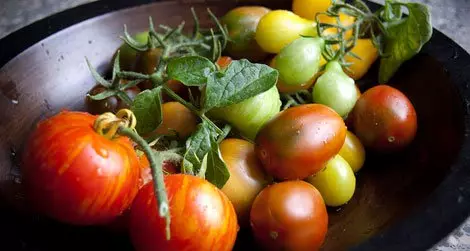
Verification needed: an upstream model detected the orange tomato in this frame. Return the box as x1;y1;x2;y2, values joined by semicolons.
220;138;271;227
154;102;198;139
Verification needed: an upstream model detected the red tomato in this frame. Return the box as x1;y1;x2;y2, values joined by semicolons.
21;111;140;225
129;174;238;251
351;85;417;151
106;155;180;233
255;104;346;180
216;56;233;69
250;180;328;251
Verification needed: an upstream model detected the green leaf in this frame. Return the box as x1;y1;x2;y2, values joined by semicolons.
199;138;230;189
182;122;218;175
167;56;216;86
203;59;278;111
378;3;432;83
131;88;163;135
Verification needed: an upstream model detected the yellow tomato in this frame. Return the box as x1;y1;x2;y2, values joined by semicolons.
307;154;356;207
344;39;379;80
255;10;317;54
320;13;356;39
338;130;366;172
293;0;331;21
154;102;198;139
220;138;272;227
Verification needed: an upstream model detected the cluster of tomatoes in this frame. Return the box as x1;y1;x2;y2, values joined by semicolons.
20;0;419;250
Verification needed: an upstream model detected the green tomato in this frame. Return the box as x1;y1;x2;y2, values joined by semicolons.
313;61;358;117
114;31;149;71
209;86;281;141
221;6;270;62
274;37;324;89
307;154;356;207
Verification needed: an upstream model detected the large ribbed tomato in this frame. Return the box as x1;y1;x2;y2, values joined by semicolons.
21;111;140;225
255;104;346;180
129;174;238;251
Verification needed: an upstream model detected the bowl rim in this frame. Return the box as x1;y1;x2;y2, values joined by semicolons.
1;0;470;250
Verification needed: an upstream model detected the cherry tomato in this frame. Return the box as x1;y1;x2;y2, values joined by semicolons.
338;130;366;172
113;31;148;71
250;180;328;251
129;174;238;251
273;37;324;92
221;6;270;62
86;84;140;115
352;85;417;152
270;56;326;94
312;60;358;117
256;10;317;54
345;39;379;80
292;0;331;21
219;138;271;227
22;111;140;225
209;86;281;141
135;48;163;89
154;102;198;139
216;56;233;70
307;154;356;207
255;104;346;180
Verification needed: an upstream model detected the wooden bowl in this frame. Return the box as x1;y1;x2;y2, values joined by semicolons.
1;0;470;250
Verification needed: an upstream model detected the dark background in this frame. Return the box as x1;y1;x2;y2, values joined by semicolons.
0;0;469;250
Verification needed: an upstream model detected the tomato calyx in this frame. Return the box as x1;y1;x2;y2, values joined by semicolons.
86;51;144;109
93;109;171;240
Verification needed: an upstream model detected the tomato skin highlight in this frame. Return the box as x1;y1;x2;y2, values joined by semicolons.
129;174;238;251
255;104;347;180
250;180;328;251
219;138;272;227
352;85;418;152
22;111;140;225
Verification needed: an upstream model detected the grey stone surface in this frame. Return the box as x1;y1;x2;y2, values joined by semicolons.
0;0;470;250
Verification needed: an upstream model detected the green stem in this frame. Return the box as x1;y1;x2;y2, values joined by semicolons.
118;71;150;80
118;126;171;240
162;85;223;135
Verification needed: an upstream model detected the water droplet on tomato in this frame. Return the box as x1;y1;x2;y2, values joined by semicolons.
269;231;278;240
97;168;104;176
96;148;108;158
388;136;395;143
